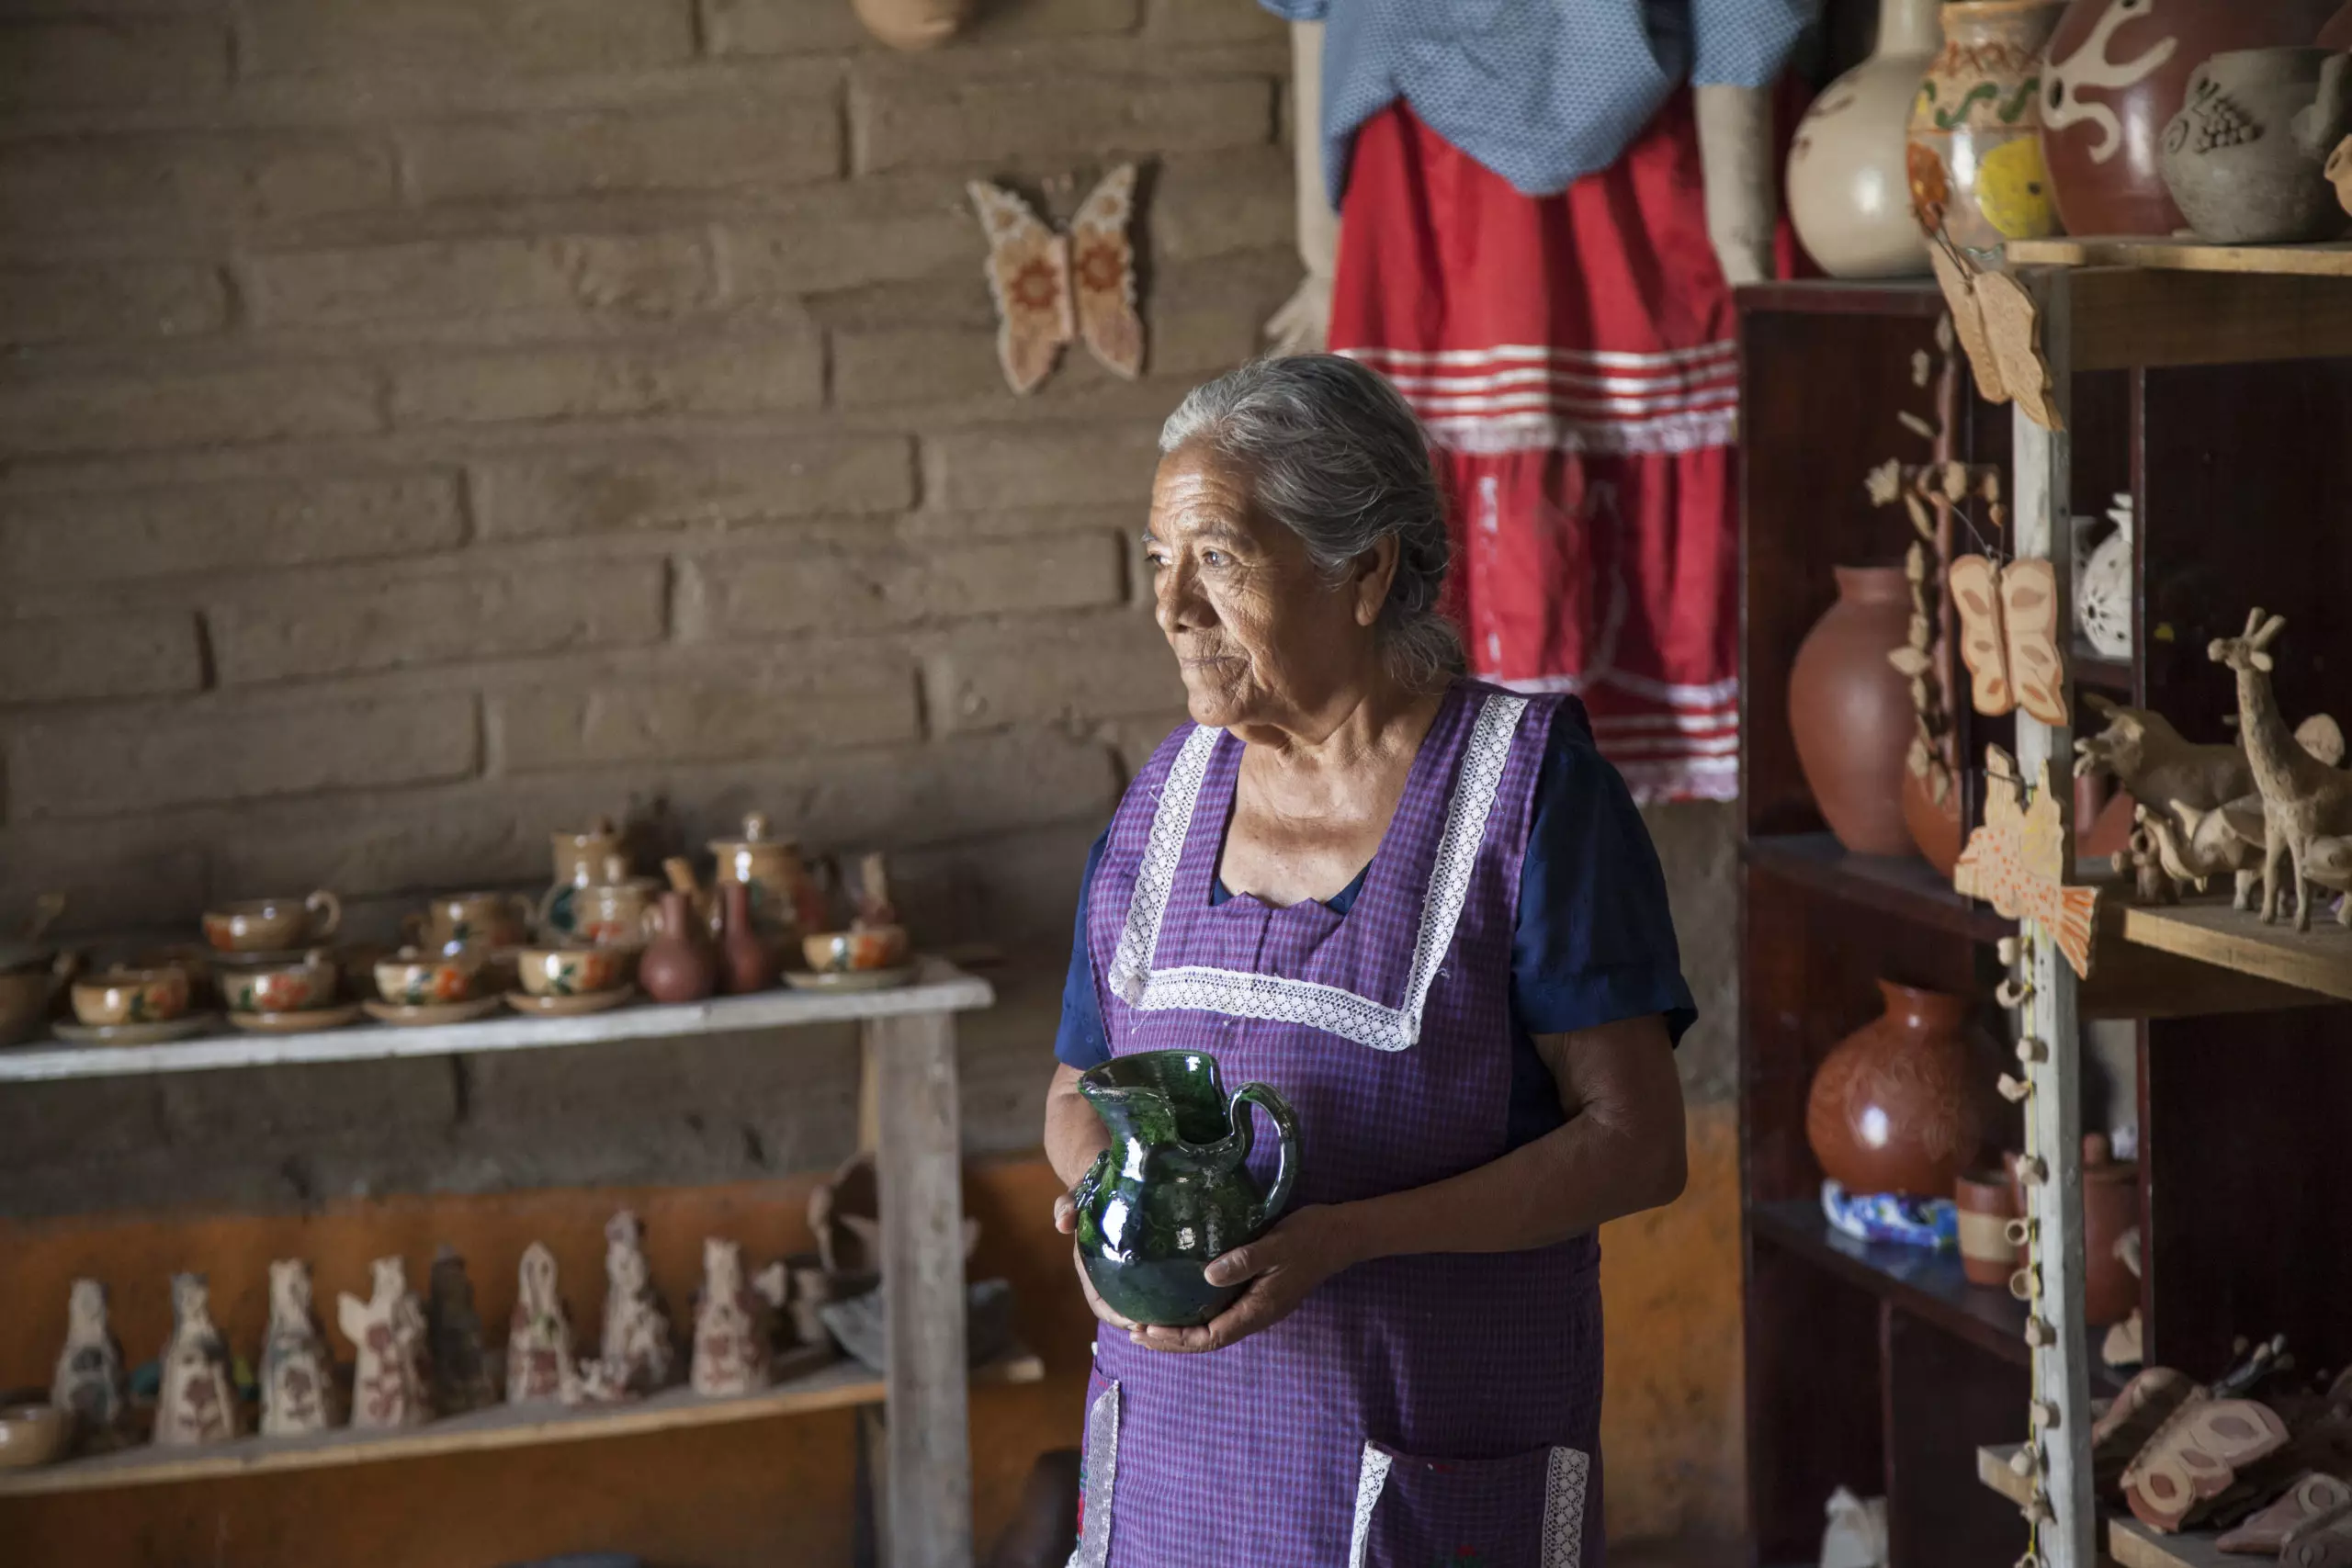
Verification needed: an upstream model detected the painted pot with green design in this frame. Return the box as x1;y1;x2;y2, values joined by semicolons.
1069;1050;1300;1328
1908;0;2068;258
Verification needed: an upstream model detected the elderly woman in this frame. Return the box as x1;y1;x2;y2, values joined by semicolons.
1042;354;1694;1566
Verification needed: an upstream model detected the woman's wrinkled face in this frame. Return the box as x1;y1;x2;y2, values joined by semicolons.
1145;442;1378;731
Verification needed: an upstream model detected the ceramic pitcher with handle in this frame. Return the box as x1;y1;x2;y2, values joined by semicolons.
1069;1049;1300;1327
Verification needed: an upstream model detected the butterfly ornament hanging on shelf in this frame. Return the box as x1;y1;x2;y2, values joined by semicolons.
967;164;1147;396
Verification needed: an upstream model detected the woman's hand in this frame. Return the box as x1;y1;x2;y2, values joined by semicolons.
1055;1191;1139;1334
1129;1203;1358;1355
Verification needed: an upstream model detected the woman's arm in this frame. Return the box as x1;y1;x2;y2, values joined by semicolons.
1133;1011;1685;1353
1044;1061;1112;1190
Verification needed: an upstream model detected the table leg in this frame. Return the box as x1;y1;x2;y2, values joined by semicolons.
865;1009;971;1568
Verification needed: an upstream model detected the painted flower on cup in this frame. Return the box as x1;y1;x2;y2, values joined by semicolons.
1907;141;1951;233
254;974;310;1012
431;966;470;1003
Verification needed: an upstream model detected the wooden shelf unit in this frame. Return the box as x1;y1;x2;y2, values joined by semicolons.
2120;900;2352;1005
1736;276;2352;1568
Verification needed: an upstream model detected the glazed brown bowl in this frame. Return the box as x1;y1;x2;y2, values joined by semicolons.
0;1403;66;1469
802;925;909;974
70;967;192;1027
212;949;336;1015
515;944;631;998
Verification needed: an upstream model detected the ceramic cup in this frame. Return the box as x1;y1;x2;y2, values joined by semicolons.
802;925;909;974
1954;1168;2021;1287
571;879;662;948
127;945;219;1010
213;949;337;1015
374;947;487;1008
70;966;192;1027
0;1404;67;1470
515;945;630;998
202;890;341;953
401;890;536;956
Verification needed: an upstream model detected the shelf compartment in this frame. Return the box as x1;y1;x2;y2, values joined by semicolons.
1749;1200;2036;1372
1744;833;2015;943
2120;899;2352;1006
0;1347;1046;1497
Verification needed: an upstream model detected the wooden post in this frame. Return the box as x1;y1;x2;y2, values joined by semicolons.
866;1010;972;1568
2012;266;2097;1568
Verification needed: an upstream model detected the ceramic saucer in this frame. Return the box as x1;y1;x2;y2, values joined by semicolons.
783;964;919;993
505;986;637;1017
53;1013;217;1046
228;1002;364;1033
361;996;505;1028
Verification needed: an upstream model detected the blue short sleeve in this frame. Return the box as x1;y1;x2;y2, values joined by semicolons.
1253;0;1326;18
1511;705;1699;1045
1690;0;1816;88
1054;831;1114;1072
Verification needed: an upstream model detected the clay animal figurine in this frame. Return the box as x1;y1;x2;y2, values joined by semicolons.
691;1236;771;1397
507;1242;580;1405
2211;610;2352;930
2115;807;2182;905
339;1256;431;1430
599;1211;675;1395
260;1259;338;1437
2075;693;2257;815
154;1272;240;1447
425;1247;496;1416
50;1278;126;1447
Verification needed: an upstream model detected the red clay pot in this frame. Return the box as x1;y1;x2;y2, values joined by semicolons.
2081;1132;2143;1326
718;882;774;996
639;889;717;1004
1790;566;1919;857
1902;761;1964;877
1955;1168;2022;1288
1807;979;1994;1196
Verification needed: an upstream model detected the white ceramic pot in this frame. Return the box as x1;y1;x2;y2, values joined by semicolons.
1788;0;1943;277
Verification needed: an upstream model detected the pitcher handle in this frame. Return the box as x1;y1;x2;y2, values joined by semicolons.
1226;1082;1300;1230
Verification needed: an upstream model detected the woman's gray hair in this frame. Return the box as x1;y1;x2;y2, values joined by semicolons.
1159;354;1463;690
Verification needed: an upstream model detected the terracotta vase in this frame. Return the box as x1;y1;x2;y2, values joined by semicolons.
2161;47;2352;243
1790;566;1919;857
1908;1;2070;258
639;890;716;1004
1902;760;1965;876
1955;1168;2022;1287
1789;0;1943;276
1806;979;1993;1197
2082;1133;2143;1326
718;883;775;996
2041;0;2341;238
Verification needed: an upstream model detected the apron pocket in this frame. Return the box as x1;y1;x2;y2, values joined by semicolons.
1068;1374;1122;1568
1348;1439;1593;1568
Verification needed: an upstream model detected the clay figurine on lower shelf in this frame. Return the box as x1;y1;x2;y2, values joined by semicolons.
51;1279;126;1451
425;1247;496;1416
507;1243;580;1406
260;1259;338;1437
599;1211;675;1395
691;1237;770;1397
2212;611;2352;931
154;1273;239;1447
340;1257;430;1430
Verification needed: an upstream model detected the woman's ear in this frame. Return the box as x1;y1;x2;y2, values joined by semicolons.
1351;535;1400;628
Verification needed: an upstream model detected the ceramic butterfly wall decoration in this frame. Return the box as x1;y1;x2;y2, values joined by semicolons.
1948;553;2069;726
967;164;1146;395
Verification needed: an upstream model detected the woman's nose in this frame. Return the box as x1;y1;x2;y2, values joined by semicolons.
1154;558;1214;635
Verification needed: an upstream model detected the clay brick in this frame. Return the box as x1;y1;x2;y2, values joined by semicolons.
789;728;1119;843
963;0;1141;40
0;18;228;109
1151;146;1293;262
0;134;397;249
243;233;711;328
682;532;1125;636
389;331;822;426
854;72;1272;173
473;435;915;537
831;324;1008;407
7;692;480;818
0;611;203;704
241;0;696;77
699;0;866;56
210;561;666;684
716;190;973;298
0;262;227;344
1144;0;1283;44
1148;249;1299;373
923;608;1180;732
0;363;380;457
497;662;920;771
925;423;1163;511
2;472;467;582
404;101;841;204
160;1057;459;1145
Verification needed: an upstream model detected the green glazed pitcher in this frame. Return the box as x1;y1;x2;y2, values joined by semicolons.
1069;1049;1301;1328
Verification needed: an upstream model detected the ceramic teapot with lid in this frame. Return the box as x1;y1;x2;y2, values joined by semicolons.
1069;1050;1301;1327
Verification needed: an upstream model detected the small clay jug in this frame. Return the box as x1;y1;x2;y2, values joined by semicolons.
1806;979;1993;1196
1789;566;1919;857
1069;1050;1300;1327
2161;48;2352;243
1954;1168;2021;1287
718;883;774;996
639;890;717;1004
2081;1132;2142;1326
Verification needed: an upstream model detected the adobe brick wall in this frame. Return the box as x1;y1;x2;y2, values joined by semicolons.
0;0;1736;1219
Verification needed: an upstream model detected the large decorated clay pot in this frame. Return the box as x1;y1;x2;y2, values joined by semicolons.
1789;0;1943;276
2041;0;2341;238
2161;48;2352;242
1806;980;1994;1197
1909;1;2070;257
1790;566;1918;857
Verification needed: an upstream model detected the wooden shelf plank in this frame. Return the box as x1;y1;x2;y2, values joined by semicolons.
0;1348;1045;1498
1734;278;1949;317
1979;1442;2034;1506
2109;1517;2234;1568
2120;900;2352;1005
2007;237;2352;277
0;958;994;1083
2060;267;2352;371
1744;832;2015;942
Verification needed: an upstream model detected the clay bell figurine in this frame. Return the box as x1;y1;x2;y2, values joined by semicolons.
154;1272;241;1446
599;1211;675;1395
425;1247;497;1416
691;1236;771;1397
340;1256;430;1430
260;1259;339;1437
507;1242;580;1405
51;1278;126;1449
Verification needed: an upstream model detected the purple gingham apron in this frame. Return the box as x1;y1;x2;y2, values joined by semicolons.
1073;680;1604;1568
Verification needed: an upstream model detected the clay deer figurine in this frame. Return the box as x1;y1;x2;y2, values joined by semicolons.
340;1256;430;1429
154;1273;240;1446
2211;610;2352;930
260;1259;338;1436
51;1278;126;1447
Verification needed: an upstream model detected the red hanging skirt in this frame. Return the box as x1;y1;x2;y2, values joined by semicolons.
1331;91;1792;803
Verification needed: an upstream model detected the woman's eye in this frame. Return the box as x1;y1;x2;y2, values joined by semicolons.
1201;549;1227;567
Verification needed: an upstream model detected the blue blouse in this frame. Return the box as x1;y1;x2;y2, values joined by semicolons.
1055;700;1697;1150
1261;0;1818;204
